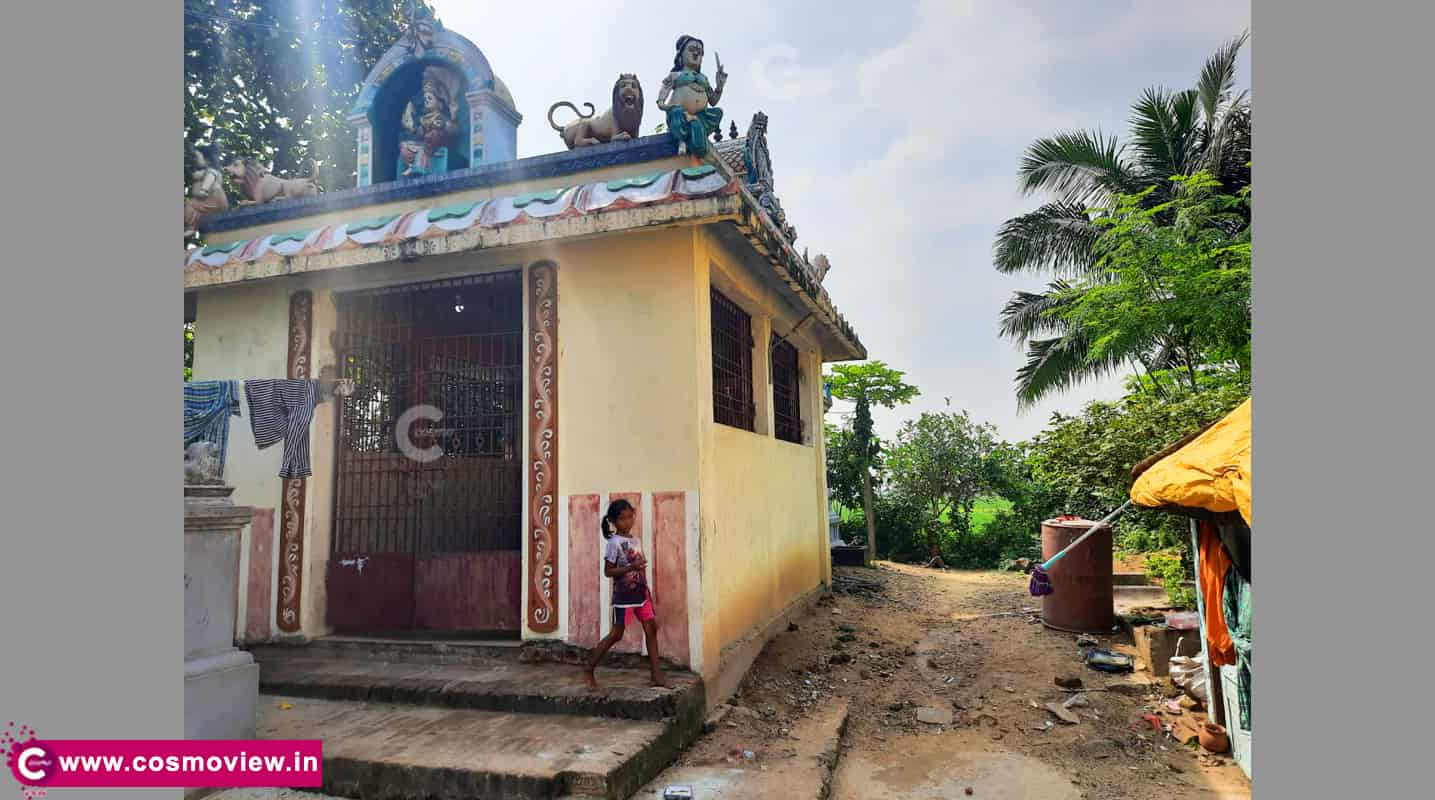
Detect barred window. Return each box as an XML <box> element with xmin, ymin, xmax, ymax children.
<box><xmin>711</xmin><ymin>289</ymin><xmax>755</xmax><ymax>431</ymax></box>
<box><xmin>771</xmin><ymin>335</ymin><xmax>802</xmax><ymax>444</ymax></box>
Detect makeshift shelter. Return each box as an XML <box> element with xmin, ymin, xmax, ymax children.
<box><xmin>1130</xmin><ymin>398</ymin><xmax>1252</xmax><ymax>778</ymax></box>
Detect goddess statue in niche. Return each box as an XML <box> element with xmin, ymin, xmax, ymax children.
<box><xmin>398</xmin><ymin>67</ymin><xmax>461</xmax><ymax>178</ymax></box>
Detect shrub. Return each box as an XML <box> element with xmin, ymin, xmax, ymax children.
<box><xmin>1144</xmin><ymin>550</ymin><xmax>1197</xmax><ymax>609</ymax></box>
<box><xmin>980</xmin><ymin>509</ymin><xmax>1043</xmax><ymax>566</ymax></box>
<box><xmin>835</xmin><ymin>491</ymin><xmax>931</xmax><ymax>563</ymax></box>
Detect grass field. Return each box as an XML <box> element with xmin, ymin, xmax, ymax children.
<box><xmin>966</xmin><ymin>495</ymin><xmax>1013</xmax><ymax>531</ymax></box>
<box><xmin>835</xmin><ymin>496</ymin><xmax>1013</xmax><ymax>533</ymax></box>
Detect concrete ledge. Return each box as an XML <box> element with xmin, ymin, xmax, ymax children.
<box><xmin>261</xmin><ymin>693</ymin><xmax>702</xmax><ymax>800</ymax></box>
<box><xmin>258</xmin><ymin>658</ymin><xmax>704</xmax><ymax>723</ymax></box>
<box><xmin>250</xmin><ymin>636</ymin><xmax>686</xmax><ymax>671</ymax></box>
<box><xmin>184</xmin><ymin>649</ymin><xmax>255</xmax><ymax>678</ymax></box>
<box><xmin>708</xmin><ymin>584</ymin><xmax>826</xmax><ymax>712</ymax></box>
<box><xmin>184</xmin><ymin>661</ymin><xmax>259</xmax><ymax>740</ymax></box>
<box><xmin>251</xmin><ymin>636</ymin><xmax>520</xmax><ymax>666</ymax></box>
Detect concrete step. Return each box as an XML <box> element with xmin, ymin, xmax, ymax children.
<box><xmin>257</xmin><ymin>658</ymin><xmax>704</xmax><ymax>723</ymax></box>
<box><xmin>260</xmin><ymin>694</ymin><xmax>675</xmax><ymax>800</ymax></box>
<box><xmin>250</xmin><ymin>636</ymin><xmax>681</xmax><ymax>672</ymax></box>
<box><xmin>250</xmin><ymin>636</ymin><xmax>524</xmax><ymax>667</ymax></box>
<box><xmin>1112</xmin><ymin>572</ymin><xmax>1150</xmax><ymax>586</ymax></box>
<box><xmin>1113</xmin><ymin>584</ymin><xmax>1176</xmax><ymax>614</ymax></box>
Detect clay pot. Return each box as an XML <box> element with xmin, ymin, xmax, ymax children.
<box><xmin>1198</xmin><ymin>721</ymin><xmax>1230</xmax><ymax>754</ymax></box>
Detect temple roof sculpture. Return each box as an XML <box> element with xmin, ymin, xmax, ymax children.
<box><xmin>349</xmin><ymin>3</ymin><xmax>522</xmax><ymax>187</ymax></box>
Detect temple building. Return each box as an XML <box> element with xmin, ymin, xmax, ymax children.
<box><xmin>184</xmin><ymin>13</ymin><xmax>865</xmax><ymax>693</ymax></box>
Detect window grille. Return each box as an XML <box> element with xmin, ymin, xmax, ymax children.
<box><xmin>711</xmin><ymin>289</ymin><xmax>755</xmax><ymax>431</ymax></box>
<box><xmin>772</xmin><ymin>335</ymin><xmax>802</xmax><ymax>443</ymax></box>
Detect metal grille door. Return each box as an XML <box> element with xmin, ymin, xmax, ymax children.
<box><xmin>326</xmin><ymin>271</ymin><xmax>524</xmax><ymax>635</ymax></box>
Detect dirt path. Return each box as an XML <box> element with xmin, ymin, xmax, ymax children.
<box><xmin>678</xmin><ymin>563</ymin><xmax>1249</xmax><ymax>800</ymax></box>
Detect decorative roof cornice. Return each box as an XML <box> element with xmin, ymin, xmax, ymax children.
<box><xmin>199</xmin><ymin>135</ymin><xmax>681</xmax><ymax>234</ymax></box>
<box><xmin>185</xmin><ymin>165</ymin><xmax>734</xmax><ymax>278</ymax></box>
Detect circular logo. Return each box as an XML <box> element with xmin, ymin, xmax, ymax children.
<box><xmin>395</xmin><ymin>404</ymin><xmax>445</xmax><ymax>464</ymax></box>
<box><xmin>11</xmin><ymin>741</ymin><xmax>57</xmax><ymax>786</ymax></box>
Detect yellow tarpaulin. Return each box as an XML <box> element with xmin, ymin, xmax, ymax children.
<box><xmin>1130</xmin><ymin>399</ymin><xmax>1251</xmax><ymax>524</ymax></box>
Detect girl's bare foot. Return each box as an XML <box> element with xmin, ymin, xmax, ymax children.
<box><xmin>583</xmin><ymin>668</ymin><xmax>599</xmax><ymax>690</ymax></box>
<box><xmin>650</xmin><ymin>672</ymin><xmax>669</xmax><ymax>688</ymax></box>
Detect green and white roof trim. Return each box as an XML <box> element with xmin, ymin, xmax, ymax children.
<box><xmin>184</xmin><ymin>163</ymin><xmax>865</xmax><ymax>359</ymax></box>
<box><xmin>185</xmin><ymin>165</ymin><xmax>730</xmax><ymax>271</ymax></box>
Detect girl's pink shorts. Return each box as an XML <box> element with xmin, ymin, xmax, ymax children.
<box><xmin>612</xmin><ymin>597</ymin><xmax>655</xmax><ymax>627</ymax></box>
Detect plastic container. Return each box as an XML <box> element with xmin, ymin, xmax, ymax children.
<box><xmin>1164</xmin><ymin>611</ymin><xmax>1201</xmax><ymax>630</ymax></box>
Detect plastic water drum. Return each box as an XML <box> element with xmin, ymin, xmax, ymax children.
<box><xmin>1040</xmin><ymin>517</ymin><xmax>1115</xmax><ymax>632</ymax></box>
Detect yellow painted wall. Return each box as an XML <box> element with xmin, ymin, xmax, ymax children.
<box><xmin>693</xmin><ymin>228</ymin><xmax>831</xmax><ymax>674</ymax></box>
<box><xmin>190</xmin><ymin>280</ymin><xmax>291</xmax><ymax>641</ymax></box>
<box><xmin>708</xmin><ymin>425</ymin><xmax>825</xmax><ymax>648</ymax></box>
<box><xmin>190</xmin><ymin>218</ymin><xmax>832</xmax><ymax>660</ymax></box>
<box><xmin>191</xmin><ymin>226</ymin><xmax>706</xmax><ymax>640</ymax></box>
<box><xmin>554</xmin><ymin>228</ymin><xmax>702</xmax><ymax>494</ymax></box>
<box><xmin>190</xmin><ymin>281</ymin><xmax>292</xmax><ymax>515</ymax></box>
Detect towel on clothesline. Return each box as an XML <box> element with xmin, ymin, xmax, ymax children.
<box><xmin>244</xmin><ymin>379</ymin><xmax>324</xmax><ymax>479</ymax></box>
<box><xmin>183</xmin><ymin>380</ymin><xmax>241</xmax><ymax>477</ymax></box>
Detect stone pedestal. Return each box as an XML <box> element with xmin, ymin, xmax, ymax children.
<box><xmin>184</xmin><ymin>484</ymin><xmax>258</xmax><ymax>740</ymax></box>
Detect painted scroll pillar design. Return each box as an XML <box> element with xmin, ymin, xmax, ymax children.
<box><xmin>276</xmin><ymin>290</ymin><xmax>312</xmax><ymax>634</ymax></box>
<box><xmin>528</xmin><ymin>264</ymin><xmax>560</xmax><ymax>633</ymax></box>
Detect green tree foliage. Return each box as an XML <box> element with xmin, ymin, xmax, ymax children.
<box><xmin>1145</xmin><ymin>550</ymin><xmax>1197</xmax><ymax>609</ymax></box>
<box><xmin>978</xmin><ymin>440</ymin><xmax>1062</xmax><ymax>563</ymax></box>
<box><xmin>885</xmin><ymin>411</ymin><xmax>999</xmax><ymax>545</ymax></box>
<box><xmin>825</xmin><ymin>361</ymin><xmax>920</xmax><ymax>562</ymax></box>
<box><xmin>838</xmin><ymin>492</ymin><xmax>928</xmax><ymax>562</ymax></box>
<box><xmin>994</xmin><ymin>32</ymin><xmax>1250</xmax><ymax>406</ymax></box>
<box><xmin>1066</xmin><ymin>172</ymin><xmax>1252</xmax><ymax>386</ymax></box>
<box><xmin>826</xmin><ymin>361</ymin><xmax>922</xmax><ymax>409</ymax></box>
<box><xmin>1026</xmin><ymin>377</ymin><xmax>1248</xmax><ymax>552</ymax></box>
<box><xmin>184</xmin><ymin>0</ymin><xmax>424</xmax><ymax>197</ymax></box>
<box><xmin>825</xmin><ymin>423</ymin><xmax>878</xmax><ymax>513</ymax></box>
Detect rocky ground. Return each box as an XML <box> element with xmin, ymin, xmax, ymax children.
<box><xmin>673</xmin><ymin>562</ymin><xmax>1250</xmax><ymax>800</ymax></box>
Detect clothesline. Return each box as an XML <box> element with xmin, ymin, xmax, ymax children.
<box><xmin>190</xmin><ymin>376</ymin><xmax>356</xmax><ymax>398</ymax></box>
<box><xmin>184</xmin><ymin>378</ymin><xmax>339</xmax><ymax>481</ymax></box>
<box><xmin>189</xmin><ymin>377</ymin><xmax>352</xmax><ymax>385</ymax></box>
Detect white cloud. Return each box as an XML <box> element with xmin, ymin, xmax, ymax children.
<box><xmin>430</xmin><ymin>0</ymin><xmax>1250</xmax><ymax>440</ymax></box>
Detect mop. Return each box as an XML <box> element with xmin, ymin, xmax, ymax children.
<box><xmin>1029</xmin><ymin>501</ymin><xmax>1133</xmax><ymax>596</ymax></box>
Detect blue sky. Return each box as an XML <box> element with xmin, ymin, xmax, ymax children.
<box><xmin>432</xmin><ymin>0</ymin><xmax>1251</xmax><ymax>441</ymax></box>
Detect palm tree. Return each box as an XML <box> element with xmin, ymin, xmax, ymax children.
<box><xmin>995</xmin><ymin>32</ymin><xmax>1250</xmax><ymax>408</ymax></box>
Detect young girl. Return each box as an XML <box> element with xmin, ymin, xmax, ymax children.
<box><xmin>583</xmin><ymin>499</ymin><xmax>668</xmax><ymax>689</ymax></box>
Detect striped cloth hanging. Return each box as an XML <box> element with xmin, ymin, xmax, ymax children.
<box><xmin>244</xmin><ymin>379</ymin><xmax>323</xmax><ymax>479</ymax></box>
<box><xmin>183</xmin><ymin>380</ymin><xmax>241</xmax><ymax>478</ymax></box>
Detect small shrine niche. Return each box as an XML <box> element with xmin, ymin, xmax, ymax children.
<box><xmin>349</xmin><ymin>4</ymin><xmax>521</xmax><ymax>187</ymax></box>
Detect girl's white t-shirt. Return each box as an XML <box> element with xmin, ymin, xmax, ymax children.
<box><xmin>604</xmin><ymin>534</ymin><xmax>648</xmax><ymax>607</ymax></box>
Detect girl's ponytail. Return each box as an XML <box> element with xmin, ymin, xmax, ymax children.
<box><xmin>601</xmin><ymin>515</ymin><xmax>614</xmax><ymax>539</ymax></box>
